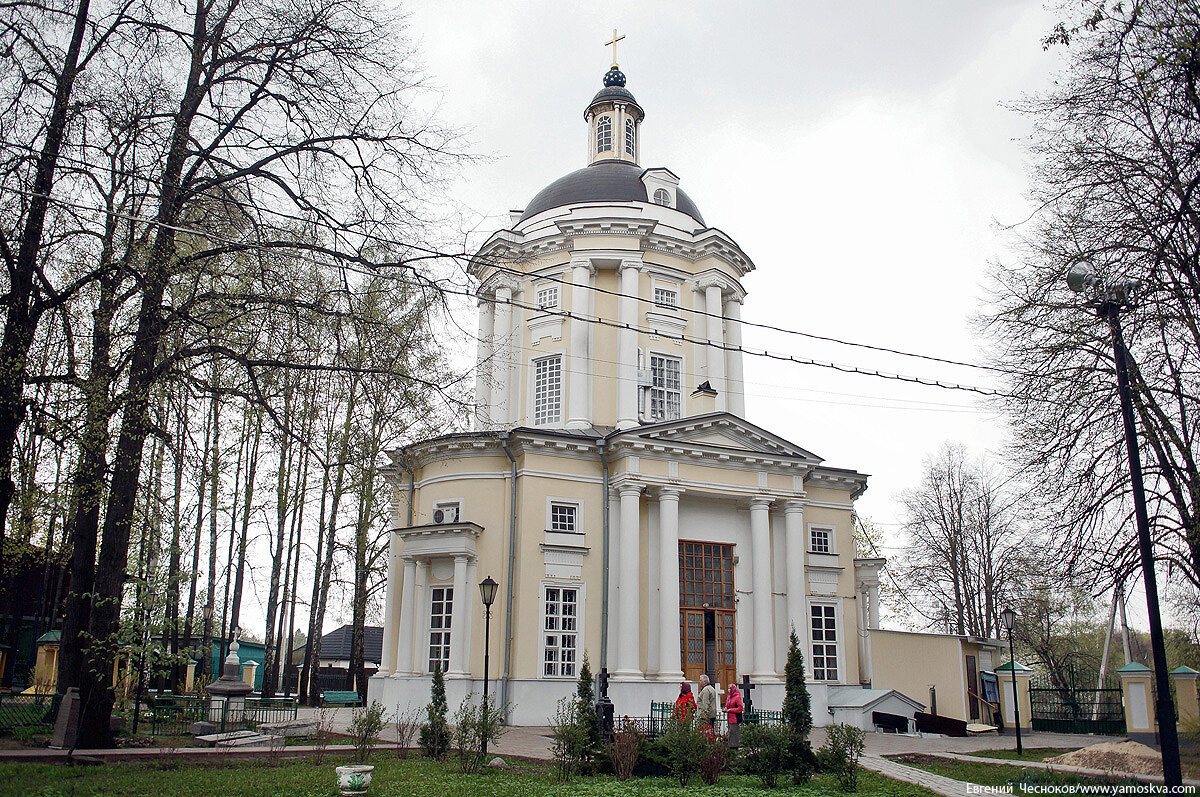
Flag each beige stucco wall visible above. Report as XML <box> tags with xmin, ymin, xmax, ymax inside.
<box><xmin>870</xmin><ymin>629</ymin><xmax>966</xmax><ymax>719</ymax></box>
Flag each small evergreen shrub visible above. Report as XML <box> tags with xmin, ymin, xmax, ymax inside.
<box><xmin>819</xmin><ymin>722</ymin><xmax>866</xmax><ymax>792</ymax></box>
<box><xmin>347</xmin><ymin>700</ymin><xmax>387</xmax><ymax>764</ymax></box>
<box><xmin>450</xmin><ymin>695</ymin><xmax>506</xmax><ymax>773</ymax></box>
<box><xmin>783</xmin><ymin>628</ymin><xmax>816</xmax><ymax>784</ymax></box>
<box><xmin>661</xmin><ymin>713</ymin><xmax>706</xmax><ymax>786</ymax></box>
<box><xmin>741</xmin><ymin>722</ymin><xmax>790</xmax><ymax>788</ymax></box>
<box><xmin>418</xmin><ymin>665</ymin><xmax>450</xmax><ymax>760</ymax></box>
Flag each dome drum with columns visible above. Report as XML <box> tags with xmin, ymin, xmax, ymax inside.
<box><xmin>368</xmin><ymin>57</ymin><xmax>927</xmax><ymax>728</ymax></box>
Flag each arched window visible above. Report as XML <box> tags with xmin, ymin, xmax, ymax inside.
<box><xmin>653</xmin><ymin>188</ymin><xmax>671</xmax><ymax>207</ymax></box>
<box><xmin>596</xmin><ymin>115</ymin><xmax>612</xmax><ymax>153</ymax></box>
<box><xmin>625</xmin><ymin>118</ymin><xmax>636</xmax><ymax>158</ymax></box>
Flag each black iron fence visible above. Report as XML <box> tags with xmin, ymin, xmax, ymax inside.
<box><xmin>1029</xmin><ymin>671</ymin><xmax>1125</xmax><ymax>735</ymax></box>
<box><xmin>147</xmin><ymin>695</ymin><xmax>298</xmax><ymax>736</ymax></box>
<box><xmin>628</xmin><ymin>700</ymin><xmax>782</xmax><ymax>738</ymax></box>
<box><xmin>0</xmin><ymin>692</ymin><xmax>60</xmax><ymax>734</ymax></box>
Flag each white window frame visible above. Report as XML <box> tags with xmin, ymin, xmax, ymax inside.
<box><xmin>653</xmin><ymin>285</ymin><xmax>680</xmax><ymax>310</ymax></box>
<box><xmin>536</xmin><ymin>285</ymin><xmax>559</xmax><ymax>310</ymax></box>
<box><xmin>648</xmin><ymin>352</ymin><xmax>683</xmax><ymax>421</ymax></box>
<box><xmin>428</xmin><ymin>585</ymin><xmax>454</xmax><ymax>674</ymax></box>
<box><xmin>653</xmin><ymin>188</ymin><xmax>671</xmax><ymax>206</ymax></box>
<box><xmin>625</xmin><ymin>117</ymin><xmax>636</xmax><ymax>158</ymax></box>
<box><xmin>532</xmin><ymin>354</ymin><xmax>563</xmax><ymax>425</ymax></box>
<box><xmin>808</xmin><ymin>524</ymin><xmax>835</xmax><ymax>554</ymax></box>
<box><xmin>547</xmin><ymin>498</ymin><xmax>580</xmax><ymax>533</ymax></box>
<box><xmin>432</xmin><ymin>500</ymin><xmax>462</xmax><ymax>524</ymax></box>
<box><xmin>809</xmin><ymin>600</ymin><xmax>841</xmax><ymax>682</ymax></box>
<box><xmin>540</xmin><ymin>581</ymin><xmax>584</xmax><ymax>679</ymax></box>
<box><xmin>596</xmin><ymin>115</ymin><xmax>612</xmax><ymax>153</ymax></box>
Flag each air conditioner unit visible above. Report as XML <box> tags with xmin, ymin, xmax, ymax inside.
<box><xmin>433</xmin><ymin>506</ymin><xmax>458</xmax><ymax>524</ymax></box>
<box><xmin>636</xmin><ymin>369</ymin><xmax>652</xmax><ymax>387</ymax></box>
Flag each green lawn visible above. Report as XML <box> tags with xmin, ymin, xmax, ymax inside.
<box><xmin>888</xmin><ymin>753</ymin><xmax>1157</xmax><ymax>796</ymax></box>
<box><xmin>963</xmin><ymin>747</ymin><xmax>1072</xmax><ymax>762</ymax></box>
<box><xmin>0</xmin><ymin>756</ymin><xmax>935</xmax><ymax>797</ymax></box>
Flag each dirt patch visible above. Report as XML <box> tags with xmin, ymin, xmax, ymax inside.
<box><xmin>1043</xmin><ymin>740</ymin><xmax>1163</xmax><ymax>776</ymax></box>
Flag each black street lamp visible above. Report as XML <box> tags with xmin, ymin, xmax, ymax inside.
<box><xmin>1067</xmin><ymin>263</ymin><xmax>1181</xmax><ymax>787</ymax></box>
<box><xmin>1000</xmin><ymin>607</ymin><xmax>1022</xmax><ymax>756</ymax></box>
<box><xmin>478</xmin><ymin>576</ymin><xmax>499</xmax><ymax>759</ymax></box>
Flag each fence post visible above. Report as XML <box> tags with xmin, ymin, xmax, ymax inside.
<box><xmin>1170</xmin><ymin>666</ymin><xmax>1198</xmax><ymax>730</ymax></box>
<box><xmin>997</xmin><ymin>660</ymin><xmax>1032</xmax><ymax>735</ymax></box>
<box><xmin>1118</xmin><ymin>662</ymin><xmax>1157</xmax><ymax>745</ymax></box>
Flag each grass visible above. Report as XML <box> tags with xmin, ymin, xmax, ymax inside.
<box><xmin>888</xmin><ymin>753</ymin><xmax>1158</xmax><ymax>796</ymax></box>
<box><xmin>0</xmin><ymin>755</ymin><xmax>936</xmax><ymax>796</ymax></box>
<box><xmin>963</xmin><ymin>747</ymin><xmax>1072</xmax><ymax>762</ymax></box>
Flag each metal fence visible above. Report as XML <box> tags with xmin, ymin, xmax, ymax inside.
<box><xmin>1029</xmin><ymin>671</ymin><xmax>1125</xmax><ymax>736</ymax></box>
<box><xmin>633</xmin><ymin>701</ymin><xmax>783</xmax><ymax>738</ymax></box>
<box><xmin>0</xmin><ymin>693</ymin><xmax>60</xmax><ymax>734</ymax></box>
<box><xmin>147</xmin><ymin>695</ymin><xmax>298</xmax><ymax>736</ymax></box>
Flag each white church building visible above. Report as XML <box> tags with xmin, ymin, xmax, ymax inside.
<box><xmin>368</xmin><ymin>56</ymin><xmax>908</xmax><ymax>726</ymax></box>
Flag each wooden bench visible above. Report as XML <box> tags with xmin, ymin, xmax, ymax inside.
<box><xmin>320</xmin><ymin>690</ymin><xmax>362</xmax><ymax>707</ymax></box>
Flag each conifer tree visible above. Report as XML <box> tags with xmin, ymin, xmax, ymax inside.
<box><xmin>575</xmin><ymin>652</ymin><xmax>600</xmax><ymax>749</ymax></box>
<box><xmin>782</xmin><ymin>629</ymin><xmax>815</xmax><ymax>783</ymax></box>
<box><xmin>419</xmin><ymin>664</ymin><xmax>450</xmax><ymax>759</ymax></box>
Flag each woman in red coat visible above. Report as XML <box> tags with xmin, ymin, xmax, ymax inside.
<box><xmin>724</xmin><ymin>681</ymin><xmax>744</xmax><ymax>747</ymax></box>
<box><xmin>673</xmin><ymin>682</ymin><xmax>696</xmax><ymax>722</ymax></box>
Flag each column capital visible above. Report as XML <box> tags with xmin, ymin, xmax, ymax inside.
<box><xmin>569</xmin><ymin>257</ymin><xmax>597</xmax><ymax>275</ymax></box>
<box><xmin>783</xmin><ymin>497</ymin><xmax>806</xmax><ymax>513</ymax></box>
<box><xmin>694</xmin><ymin>272</ymin><xmax>737</xmax><ymax>294</ymax></box>
<box><xmin>618</xmin><ymin>257</ymin><xmax>644</xmax><ymax>273</ymax></box>
<box><xmin>617</xmin><ymin>480</ymin><xmax>644</xmax><ymax>497</ymax></box>
<box><xmin>484</xmin><ymin>273</ymin><xmax>523</xmax><ymax>296</ymax></box>
<box><xmin>749</xmin><ymin>495</ymin><xmax>775</xmax><ymax>510</ymax></box>
<box><xmin>657</xmin><ymin>485</ymin><xmax>684</xmax><ymax>500</ymax></box>
<box><xmin>453</xmin><ymin>554</ymin><xmax>470</xmax><ymax>564</ymax></box>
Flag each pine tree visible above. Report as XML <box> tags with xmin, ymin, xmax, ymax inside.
<box><xmin>782</xmin><ymin>629</ymin><xmax>815</xmax><ymax>783</ymax></box>
<box><xmin>575</xmin><ymin>652</ymin><xmax>600</xmax><ymax>749</ymax></box>
<box><xmin>419</xmin><ymin>664</ymin><xmax>450</xmax><ymax>759</ymax></box>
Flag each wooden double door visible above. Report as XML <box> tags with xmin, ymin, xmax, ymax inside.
<box><xmin>679</xmin><ymin>541</ymin><xmax>737</xmax><ymax>688</ymax></box>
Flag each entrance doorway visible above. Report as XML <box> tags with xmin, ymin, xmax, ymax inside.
<box><xmin>679</xmin><ymin>541</ymin><xmax>737</xmax><ymax>688</ymax></box>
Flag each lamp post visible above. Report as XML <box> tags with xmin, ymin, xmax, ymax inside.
<box><xmin>478</xmin><ymin>576</ymin><xmax>498</xmax><ymax>759</ymax></box>
<box><xmin>1000</xmin><ymin>607</ymin><xmax>1022</xmax><ymax>756</ymax></box>
<box><xmin>1067</xmin><ymin>262</ymin><xmax>1181</xmax><ymax>787</ymax></box>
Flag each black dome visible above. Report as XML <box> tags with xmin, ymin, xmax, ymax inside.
<box><xmin>518</xmin><ymin>160</ymin><xmax>705</xmax><ymax>225</ymax></box>
<box><xmin>589</xmin><ymin>85</ymin><xmax>640</xmax><ymax>109</ymax></box>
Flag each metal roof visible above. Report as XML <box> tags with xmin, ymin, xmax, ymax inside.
<box><xmin>518</xmin><ymin>160</ymin><xmax>706</xmax><ymax>225</ymax></box>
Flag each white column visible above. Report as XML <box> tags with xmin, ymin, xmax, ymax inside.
<box><xmin>491</xmin><ymin>285</ymin><xmax>512</xmax><ymax>427</ymax></box>
<box><xmin>783</xmin><ymin>499</ymin><xmax>806</xmax><ymax>642</ymax></box>
<box><xmin>704</xmin><ymin>283</ymin><xmax>726</xmax><ymax>411</ymax></box>
<box><xmin>567</xmin><ymin>260</ymin><xmax>594</xmax><ymax>429</ymax></box>
<box><xmin>693</xmin><ymin>285</ymin><xmax>708</xmax><ymax>384</ymax></box>
<box><xmin>615</xmin><ymin>482</ymin><xmax>643</xmax><ymax>676</ymax></box>
<box><xmin>869</xmin><ymin>584</ymin><xmax>880</xmax><ymax>628</ymax></box>
<box><xmin>616</xmin><ymin>260</ymin><xmax>641</xmax><ymax>429</ymax></box>
<box><xmin>380</xmin><ymin>532</ymin><xmax>401</xmax><ymax>674</ymax></box>
<box><xmin>474</xmin><ymin>298</ymin><xmax>494</xmax><ymax>430</ymax></box>
<box><xmin>413</xmin><ymin>560</ymin><xmax>431</xmax><ymax>673</ymax></box>
<box><xmin>657</xmin><ymin>487</ymin><xmax>684</xmax><ymax>679</ymax></box>
<box><xmin>464</xmin><ymin>559</ymin><xmax>477</xmax><ymax>676</ymax></box>
<box><xmin>449</xmin><ymin>555</ymin><xmax>469</xmax><ymax>674</ymax></box>
<box><xmin>606</xmin><ymin>488</ymin><xmax>621</xmax><ymax>662</ymax></box>
<box><xmin>858</xmin><ymin>585</ymin><xmax>871</xmax><ymax>683</ymax></box>
<box><xmin>749</xmin><ymin>496</ymin><xmax>775</xmax><ymax>676</ymax></box>
<box><xmin>396</xmin><ymin>558</ymin><xmax>417</xmax><ymax>675</ymax></box>
<box><xmin>724</xmin><ymin>296</ymin><xmax>745</xmax><ymax>417</ymax></box>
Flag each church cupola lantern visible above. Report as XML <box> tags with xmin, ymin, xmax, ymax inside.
<box><xmin>586</xmin><ymin>30</ymin><xmax>643</xmax><ymax>166</ymax></box>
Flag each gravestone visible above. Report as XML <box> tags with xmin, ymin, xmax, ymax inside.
<box><xmin>49</xmin><ymin>687</ymin><xmax>80</xmax><ymax>750</ymax></box>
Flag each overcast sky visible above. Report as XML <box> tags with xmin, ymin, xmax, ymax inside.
<box><xmin>396</xmin><ymin>2</ymin><xmax>1061</xmax><ymax>547</ymax></box>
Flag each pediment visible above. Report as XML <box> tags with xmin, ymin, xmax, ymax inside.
<box><xmin>612</xmin><ymin>413</ymin><xmax>823</xmax><ymax>463</ymax></box>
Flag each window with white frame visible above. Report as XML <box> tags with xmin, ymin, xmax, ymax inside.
<box><xmin>810</xmin><ymin>526</ymin><xmax>832</xmax><ymax>554</ymax></box>
<box><xmin>625</xmin><ymin>118</ymin><xmax>636</xmax><ymax>158</ymax></box>
<box><xmin>653</xmin><ymin>188</ymin><xmax>671</xmax><ymax>206</ymax></box>
<box><xmin>533</xmin><ymin>355</ymin><xmax>562</xmax><ymax>424</ymax></box>
<box><xmin>653</xmin><ymin>286</ymin><xmax>679</xmax><ymax>309</ymax></box>
<box><xmin>811</xmin><ymin>603</ymin><xmax>838</xmax><ymax>681</ymax></box>
<box><xmin>428</xmin><ymin>586</ymin><xmax>453</xmax><ymax>673</ymax></box>
<box><xmin>543</xmin><ymin>586</ymin><xmax>578</xmax><ymax>677</ymax></box>
<box><xmin>649</xmin><ymin>354</ymin><xmax>681</xmax><ymax>421</ymax></box>
<box><xmin>549</xmin><ymin>502</ymin><xmax>578</xmax><ymax>532</ymax></box>
<box><xmin>596</xmin><ymin>115</ymin><xmax>612</xmax><ymax>153</ymax></box>
<box><xmin>536</xmin><ymin>285</ymin><xmax>558</xmax><ymax>310</ymax></box>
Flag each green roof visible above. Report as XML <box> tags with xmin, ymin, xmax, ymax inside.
<box><xmin>1117</xmin><ymin>661</ymin><xmax>1151</xmax><ymax>673</ymax></box>
<box><xmin>995</xmin><ymin>660</ymin><xmax>1031</xmax><ymax>672</ymax></box>
<box><xmin>36</xmin><ymin>630</ymin><xmax>61</xmax><ymax>644</ymax></box>
<box><xmin>1170</xmin><ymin>665</ymin><xmax>1199</xmax><ymax>676</ymax></box>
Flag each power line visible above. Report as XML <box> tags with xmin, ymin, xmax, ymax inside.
<box><xmin>13</xmin><ymin>184</ymin><xmax>1007</xmax><ymax>397</ymax></box>
<box><xmin>4</xmin><ymin>139</ymin><xmax>1017</xmax><ymax>378</ymax></box>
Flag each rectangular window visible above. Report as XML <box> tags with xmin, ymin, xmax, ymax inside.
<box><xmin>533</xmin><ymin>355</ymin><xmax>562</xmax><ymax>424</ymax></box>
<box><xmin>653</xmin><ymin>286</ymin><xmax>679</xmax><ymax>309</ymax></box>
<box><xmin>549</xmin><ymin>502</ymin><xmax>577</xmax><ymax>532</ymax></box>
<box><xmin>428</xmin><ymin>586</ymin><xmax>453</xmax><ymax>673</ymax></box>
<box><xmin>543</xmin><ymin>587</ymin><xmax>578</xmax><ymax>677</ymax></box>
<box><xmin>649</xmin><ymin>354</ymin><xmax>681</xmax><ymax>421</ymax></box>
<box><xmin>810</xmin><ymin>526</ymin><xmax>831</xmax><ymax>554</ymax></box>
<box><xmin>537</xmin><ymin>286</ymin><xmax>558</xmax><ymax>310</ymax></box>
<box><xmin>811</xmin><ymin>604</ymin><xmax>838</xmax><ymax>681</ymax></box>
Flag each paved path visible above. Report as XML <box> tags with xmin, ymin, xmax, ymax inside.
<box><xmin>861</xmin><ymin>754</ymin><xmax>978</xmax><ymax>797</ymax></box>
<box><xmin>935</xmin><ymin>750</ymin><xmax>1200</xmax><ymax>788</ymax></box>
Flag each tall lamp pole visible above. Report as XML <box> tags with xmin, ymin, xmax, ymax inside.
<box><xmin>1000</xmin><ymin>607</ymin><xmax>1022</xmax><ymax>756</ymax></box>
<box><xmin>478</xmin><ymin>576</ymin><xmax>498</xmax><ymax>759</ymax></box>
<box><xmin>1067</xmin><ymin>263</ymin><xmax>1181</xmax><ymax>787</ymax></box>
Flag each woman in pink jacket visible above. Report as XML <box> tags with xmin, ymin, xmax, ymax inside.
<box><xmin>724</xmin><ymin>681</ymin><xmax>744</xmax><ymax>747</ymax></box>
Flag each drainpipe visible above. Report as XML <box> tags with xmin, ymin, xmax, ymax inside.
<box><xmin>499</xmin><ymin>432</ymin><xmax>518</xmax><ymax>722</ymax></box>
<box><xmin>599</xmin><ymin>437</ymin><xmax>610</xmax><ymax>672</ymax></box>
<box><xmin>403</xmin><ymin>463</ymin><xmax>415</xmax><ymax>526</ymax></box>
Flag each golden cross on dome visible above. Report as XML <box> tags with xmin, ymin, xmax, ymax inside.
<box><xmin>605</xmin><ymin>28</ymin><xmax>625</xmax><ymax>68</ymax></box>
